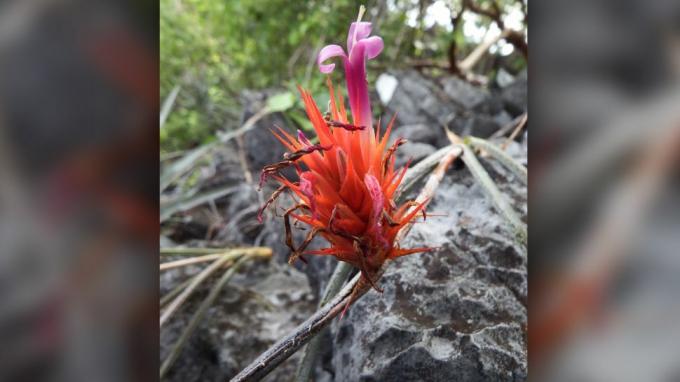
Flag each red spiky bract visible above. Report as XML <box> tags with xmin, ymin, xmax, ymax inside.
<box><xmin>260</xmin><ymin>77</ymin><xmax>429</xmax><ymax>282</ymax></box>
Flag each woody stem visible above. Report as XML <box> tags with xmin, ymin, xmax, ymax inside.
<box><xmin>230</xmin><ymin>270</ymin><xmax>367</xmax><ymax>382</ymax></box>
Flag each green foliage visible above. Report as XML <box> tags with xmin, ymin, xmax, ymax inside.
<box><xmin>266</xmin><ymin>92</ymin><xmax>296</xmax><ymax>113</ymax></box>
<box><xmin>160</xmin><ymin>0</ymin><xmax>527</xmax><ymax>152</ymax></box>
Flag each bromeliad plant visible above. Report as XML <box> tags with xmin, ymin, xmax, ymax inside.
<box><xmin>258</xmin><ymin>14</ymin><xmax>430</xmax><ymax>297</ymax></box>
<box><xmin>237</xmin><ymin>9</ymin><xmax>526</xmax><ymax>382</ymax></box>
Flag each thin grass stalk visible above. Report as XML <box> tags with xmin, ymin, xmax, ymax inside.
<box><xmin>160</xmin><ymin>105</ymin><xmax>273</xmax><ymax>192</ymax></box>
<box><xmin>467</xmin><ymin>136</ymin><xmax>527</xmax><ymax>184</ymax></box>
<box><xmin>160</xmin><ymin>254</ymin><xmax>236</xmax><ymax>327</ymax></box>
<box><xmin>160</xmin><ymin>253</ymin><xmax>225</xmax><ymax>271</ymax></box>
<box><xmin>502</xmin><ymin>113</ymin><xmax>528</xmax><ymax>150</ymax></box>
<box><xmin>232</xmin><ymin>146</ymin><xmax>460</xmax><ymax>382</ymax></box>
<box><xmin>160</xmin><ymin>247</ymin><xmax>267</xmax><ymax>256</ymax></box>
<box><xmin>160</xmin><ymin>259</ymin><xmax>237</xmax><ymax>308</ymax></box>
<box><xmin>490</xmin><ymin>112</ymin><xmax>527</xmax><ymax>140</ymax></box>
<box><xmin>160</xmin><ymin>254</ymin><xmax>265</xmax><ymax>379</ymax></box>
<box><xmin>159</xmin><ymin>248</ymin><xmax>271</xmax><ymax>326</ymax></box>
<box><xmin>160</xmin><ymin>278</ymin><xmax>193</xmax><ymax>308</ymax></box>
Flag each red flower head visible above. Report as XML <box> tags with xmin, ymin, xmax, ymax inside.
<box><xmin>259</xmin><ymin>16</ymin><xmax>429</xmax><ymax>289</ymax></box>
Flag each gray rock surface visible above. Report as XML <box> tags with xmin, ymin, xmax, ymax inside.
<box><xmin>395</xmin><ymin>141</ymin><xmax>437</xmax><ymax>168</ymax></box>
<box><xmin>390</xmin><ymin>123</ymin><xmax>447</xmax><ymax>147</ymax></box>
<box><xmin>439</xmin><ymin>76</ymin><xmax>491</xmax><ymax>110</ymax></box>
<box><xmin>384</xmin><ymin>70</ymin><xmax>460</xmax><ymax>128</ymax></box>
<box><xmin>329</xmin><ymin>148</ymin><xmax>527</xmax><ymax>382</ymax></box>
<box><xmin>384</xmin><ymin>70</ymin><xmax>520</xmax><ymax>145</ymax></box>
<box><xmin>500</xmin><ymin>70</ymin><xmax>527</xmax><ymax>116</ymax></box>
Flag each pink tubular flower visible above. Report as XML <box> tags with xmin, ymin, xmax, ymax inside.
<box><xmin>317</xmin><ymin>22</ymin><xmax>384</xmax><ymax>131</ymax></box>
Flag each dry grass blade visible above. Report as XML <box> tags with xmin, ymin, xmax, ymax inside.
<box><xmin>160</xmin><ymin>255</ymin><xmax>234</xmax><ymax>327</ymax></box>
<box><xmin>231</xmin><ymin>146</ymin><xmax>460</xmax><ymax>382</ymax></box>
<box><xmin>490</xmin><ymin>113</ymin><xmax>527</xmax><ymax>140</ymax></box>
<box><xmin>397</xmin><ymin>146</ymin><xmax>462</xmax><ymax>242</ymax></box>
<box><xmin>160</xmin><ymin>253</ymin><xmax>225</xmax><ymax>271</ymax></box>
<box><xmin>160</xmin><ymin>254</ymin><xmax>223</xmax><ymax>271</ymax></box>
<box><xmin>160</xmin><ymin>143</ymin><xmax>214</xmax><ymax>192</ymax></box>
<box><xmin>467</xmin><ymin>136</ymin><xmax>527</xmax><ymax>184</ymax></box>
<box><xmin>160</xmin><ymin>247</ymin><xmax>272</xmax><ymax>327</ymax></box>
<box><xmin>502</xmin><ymin>113</ymin><xmax>528</xmax><ymax>150</ymax></box>
<box><xmin>160</xmin><ymin>246</ymin><xmax>259</xmax><ymax>256</ymax></box>
<box><xmin>160</xmin><ymin>252</ymin><xmax>270</xmax><ymax>379</ymax></box>
<box><xmin>161</xmin><ymin>277</ymin><xmax>194</xmax><ymax>308</ymax></box>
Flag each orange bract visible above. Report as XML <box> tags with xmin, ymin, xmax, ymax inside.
<box><xmin>259</xmin><ymin>77</ymin><xmax>429</xmax><ymax>284</ymax></box>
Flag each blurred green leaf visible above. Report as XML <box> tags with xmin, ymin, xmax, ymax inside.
<box><xmin>267</xmin><ymin>92</ymin><xmax>295</xmax><ymax>112</ymax></box>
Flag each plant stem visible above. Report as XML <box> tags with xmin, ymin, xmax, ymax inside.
<box><xmin>230</xmin><ymin>271</ymin><xmax>366</xmax><ymax>382</ymax></box>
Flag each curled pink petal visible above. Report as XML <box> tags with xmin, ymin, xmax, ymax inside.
<box><xmin>317</xmin><ymin>44</ymin><xmax>346</xmax><ymax>74</ymax></box>
<box><xmin>359</xmin><ymin>36</ymin><xmax>383</xmax><ymax>60</ymax></box>
<box><xmin>347</xmin><ymin>22</ymin><xmax>372</xmax><ymax>52</ymax></box>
